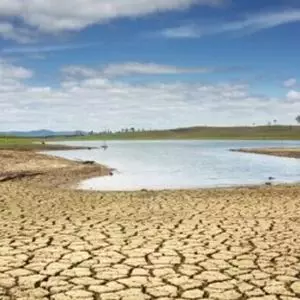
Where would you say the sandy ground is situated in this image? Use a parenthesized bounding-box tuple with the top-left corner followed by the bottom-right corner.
(231, 148, 300, 159)
(0, 150, 110, 189)
(0, 151, 300, 300)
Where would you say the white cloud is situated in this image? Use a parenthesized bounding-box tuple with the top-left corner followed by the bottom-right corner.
(160, 10, 300, 38)
(0, 60, 299, 131)
(62, 62, 246, 79)
(0, 0, 21, 16)
(0, 0, 224, 41)
(103, 62, 212, 76)
(1, 43, 99, 54)
(0, 60, 33, 93)
(0, 59, 33, 80)
(287, 90, 300, 102)
(62, 66, 101, 79)
(62, 62, 214, 78)
(0, 22, 35, 43)
(160, 24, 200, 38)
(284, 78, 297, 88)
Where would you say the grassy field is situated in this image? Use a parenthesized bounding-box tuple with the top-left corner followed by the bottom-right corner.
(0, 137, 40, 150)
(53, 125, 300, 141)
(0, 137, 89, 151)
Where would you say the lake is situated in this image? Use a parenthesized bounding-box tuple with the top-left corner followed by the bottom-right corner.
(48, 140, 300, 191)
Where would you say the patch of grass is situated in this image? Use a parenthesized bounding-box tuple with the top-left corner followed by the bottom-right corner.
(0, 137, 84, 151)
(0, 136, 39, 150)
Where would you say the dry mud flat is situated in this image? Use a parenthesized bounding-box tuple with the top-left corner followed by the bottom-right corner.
(0, 177, 300, 300)
(231, 148, 300, 159)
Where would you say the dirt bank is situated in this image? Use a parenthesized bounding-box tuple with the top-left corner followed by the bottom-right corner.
(0, 149, 110, 189)
(231, 147, 300, 159)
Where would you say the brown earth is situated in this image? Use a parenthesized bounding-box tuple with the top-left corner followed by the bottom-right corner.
(0, 150, 300, 300)
(0, 150, 110, 189)
(231, 148, 300, 159)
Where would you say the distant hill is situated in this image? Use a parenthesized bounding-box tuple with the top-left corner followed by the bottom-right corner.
(0, 129, 87, 137)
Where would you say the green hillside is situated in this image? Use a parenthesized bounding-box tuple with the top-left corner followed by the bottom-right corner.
(53, 125, 300, 141)
(1, 126, 299, 148)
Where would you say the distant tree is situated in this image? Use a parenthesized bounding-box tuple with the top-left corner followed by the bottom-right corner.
(273, 119, 277, 125)
(296, 115, 300, 124)
(130, 127, 135, 132)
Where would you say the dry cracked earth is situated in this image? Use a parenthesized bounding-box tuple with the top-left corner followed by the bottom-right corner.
(0, 182, 300, 300)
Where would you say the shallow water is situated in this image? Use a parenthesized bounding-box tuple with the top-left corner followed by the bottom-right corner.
(49, 140, 300, 191)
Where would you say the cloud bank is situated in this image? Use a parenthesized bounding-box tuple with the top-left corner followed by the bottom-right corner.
(0, 0, 224, 42)
(61, 62, 228, 78)
(0, 59, 299, 130)
(160, 10, 300, 38)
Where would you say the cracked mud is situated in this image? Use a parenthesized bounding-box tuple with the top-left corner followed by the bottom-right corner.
(0, 182, 300, 300)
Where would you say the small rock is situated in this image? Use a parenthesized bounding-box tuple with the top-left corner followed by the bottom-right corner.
(82, 160, 95, 165)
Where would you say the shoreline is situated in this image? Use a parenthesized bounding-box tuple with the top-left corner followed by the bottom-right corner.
(1, 146, 299, 193)
(2, 147, 300, 192)
(0, 148, 111, 189)
(231, 147, 300, 159)
(78, 182, 300, 193)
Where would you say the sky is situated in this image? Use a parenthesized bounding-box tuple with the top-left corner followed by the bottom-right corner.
(0, 0, 300, 131)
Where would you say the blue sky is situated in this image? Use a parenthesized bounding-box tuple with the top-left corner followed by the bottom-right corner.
(0, 0, 300, 130)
